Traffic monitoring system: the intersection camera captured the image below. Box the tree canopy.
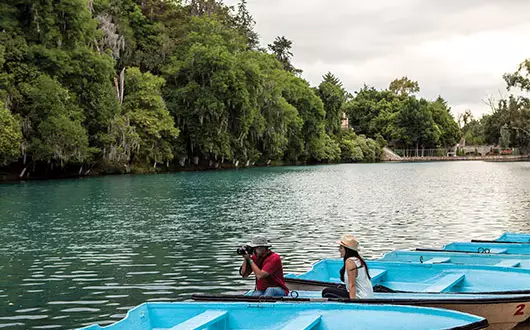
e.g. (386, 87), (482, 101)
(0, 0), (475, 177)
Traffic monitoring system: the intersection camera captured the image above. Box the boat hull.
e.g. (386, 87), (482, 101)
(78, 301), (488, 330)
(472, 233), (530, 244)
(420, 242), (530, 255)
(193, 293), (530, 330)
(379, 250), (530, 269)
(286, 259), (530, 294)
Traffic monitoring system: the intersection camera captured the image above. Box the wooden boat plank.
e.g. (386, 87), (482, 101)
(167, 310), (227, 330)
(422, 273), (465, 293)
(282, 314), (322, 330)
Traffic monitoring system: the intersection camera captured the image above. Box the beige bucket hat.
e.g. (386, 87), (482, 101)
(248, 235), (272, 248)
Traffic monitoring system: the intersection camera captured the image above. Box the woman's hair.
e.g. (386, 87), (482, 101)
(339, 248), (371, 282)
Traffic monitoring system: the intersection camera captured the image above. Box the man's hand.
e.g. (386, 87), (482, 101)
(242, 252), (251, 261)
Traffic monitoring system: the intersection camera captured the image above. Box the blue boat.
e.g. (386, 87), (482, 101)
(283, 259), (530, 294)
(193, 292), (530, 330)
(378, 250), (530, 269)
(418, 242), (530, 254)
(472, 232), (530, 244)
(78, 301), (488, 330)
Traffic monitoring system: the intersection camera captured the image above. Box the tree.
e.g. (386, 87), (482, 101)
(121, 67), (179, 168)
(268, 36), (301, 74)
(393, 97), (441, 154)
(389, 76), (420, 96)
(234, 0), (259, 50)
(282, 75), (333, 161)
(317, 72), (347, 135)
(430, 97), (461, 147)
(344, 86), (402, 141)
(504, 59), (530, 92)
(0, 102), (22, 165)
(19, 74), (90, 167)
(163, 16), (250, 162)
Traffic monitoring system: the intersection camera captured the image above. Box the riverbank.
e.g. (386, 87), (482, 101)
(0, 159), (319, 183)
(1, 154), (529, 183)
(391, 155), (530, 162)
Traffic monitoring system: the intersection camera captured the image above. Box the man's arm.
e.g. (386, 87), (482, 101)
(248, 259), (270, 279)
(242, 254), (270, 279)
(239, 259), (252, 278)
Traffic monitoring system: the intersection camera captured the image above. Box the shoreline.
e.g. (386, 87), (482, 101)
(1, 155), (528, 183)
(387, 155), (530, 162)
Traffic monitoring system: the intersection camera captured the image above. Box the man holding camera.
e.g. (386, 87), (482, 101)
(239, 235), (289, 297)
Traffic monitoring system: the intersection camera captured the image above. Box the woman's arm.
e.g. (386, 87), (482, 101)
(346, 259), (358, 299)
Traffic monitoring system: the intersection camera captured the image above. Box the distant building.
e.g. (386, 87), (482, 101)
(341, 112), (349, 130)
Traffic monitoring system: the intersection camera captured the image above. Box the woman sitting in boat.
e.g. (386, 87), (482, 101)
(322, 234), (373, 299)
(239, 235), (289, 297)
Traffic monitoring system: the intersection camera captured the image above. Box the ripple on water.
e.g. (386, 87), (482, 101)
(1, 162), (530, 329)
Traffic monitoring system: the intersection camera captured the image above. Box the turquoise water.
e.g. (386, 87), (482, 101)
(0, 161), (529, 329)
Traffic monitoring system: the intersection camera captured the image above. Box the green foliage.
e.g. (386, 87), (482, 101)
(462, 119), (486, 145)
(2, 0), (489, 177)
(393, 97), (441, 149)
(163, 16), (248, 161)
(337, 130), (381, 162)
(0, 102), (22, 164)
(482, 96), (530, 150)
(345, 84), (460, 150)
(233, 0), (259, 49)
(318, 72), (347, 135)
(122, 67), (179, 167)
(19, 74), (90, 166)
(429, 97), (461, 147)
(504, 59), (530, 92)
(389, 76), (420, 96)
(268, 36), (301, 74)
(282, 75), (331, 161)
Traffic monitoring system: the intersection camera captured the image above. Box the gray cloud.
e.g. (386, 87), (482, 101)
(225, 0), (530, 117)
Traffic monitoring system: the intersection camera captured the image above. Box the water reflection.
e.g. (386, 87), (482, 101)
(0, 161), (529, 328)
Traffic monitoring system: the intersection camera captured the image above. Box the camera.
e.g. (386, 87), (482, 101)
(236, 245), (254, 255)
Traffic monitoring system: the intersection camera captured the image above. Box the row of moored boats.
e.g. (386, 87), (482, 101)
(81, 232), (530, 330)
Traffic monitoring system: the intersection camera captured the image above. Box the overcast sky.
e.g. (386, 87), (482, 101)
(224, 0), (530, 118)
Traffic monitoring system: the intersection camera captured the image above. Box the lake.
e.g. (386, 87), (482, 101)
(1, 161), (529, 329)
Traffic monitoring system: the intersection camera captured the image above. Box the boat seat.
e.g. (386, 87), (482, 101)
(422, 273), (465, 293)
(422, 257), (451, 264)
(282, 313), (322, 330)
(495, 260), (521, 267)
(370, 269), (388, 284)
(168, 310), (227, 330)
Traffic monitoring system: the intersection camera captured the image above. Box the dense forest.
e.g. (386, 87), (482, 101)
(0, 0), (528, 179)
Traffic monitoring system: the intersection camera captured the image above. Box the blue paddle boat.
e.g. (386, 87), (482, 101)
(193, 292), (530, 330)
(283, 259), (530, 294)
(78, 301), (488, 330)
(418, 242), (530, 254)
(378, 250), (530, 269)
(472, 232), (530, 244)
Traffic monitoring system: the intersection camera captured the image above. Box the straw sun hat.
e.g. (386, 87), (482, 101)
(337, 234), (360, 251)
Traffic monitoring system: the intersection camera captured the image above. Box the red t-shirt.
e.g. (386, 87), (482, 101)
(252, 252), (289, 294)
